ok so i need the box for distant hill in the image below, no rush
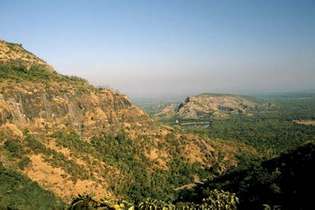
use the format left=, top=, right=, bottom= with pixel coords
left=131, top=96, right=184, bottom=116
left=155, top=93, right=259, bottom=120
left=0, top=40, right=256, bottom=207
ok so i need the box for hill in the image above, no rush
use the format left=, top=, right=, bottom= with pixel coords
left=155, top=93, right=258, bottom=121
left=0, top=40, right=256, bottom=207
left=0, top=165, right=65, bottom=209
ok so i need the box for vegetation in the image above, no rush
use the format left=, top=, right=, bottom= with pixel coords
left=23, top=133, right=90, bottom=181
left=175, top=93, right=315, bottom=157
left=1, top=41, right=314, bottom=209
left=0, top=63, right=91, bottom=92
left=68, top=190, right=238, bottom=210
left=0, top=165, right=64, bottom=210
left=177, top=142, right=315, bottom=210
left=52, top=131, right=212, bottom=201
left=0, top=63, right=56, bottom=81
left=205, top=115, right=315, bottom=157
left=3, top=139, right=26, bottom=158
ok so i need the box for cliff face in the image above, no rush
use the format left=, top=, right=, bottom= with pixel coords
left=0, top=79, right=149, bottom=138
left=0, top=40, right=150, bottom=139
left=0, top=40, right=255, bottom=203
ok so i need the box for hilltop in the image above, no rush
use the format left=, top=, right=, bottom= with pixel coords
left=0, top=40, right=53, bottom=70
left=155, top=93, right=258, bottom=120
left=0, top=40, right=256, bottom=208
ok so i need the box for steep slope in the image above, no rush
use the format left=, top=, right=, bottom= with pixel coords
left=0, top=40, right=256, bottom=205
left=0, top=165, right=65, bottom=209
left=156, top=93, right=258, bottom=120
left=0, top=40, right=53, bottom=71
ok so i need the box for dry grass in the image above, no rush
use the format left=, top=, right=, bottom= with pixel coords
left=23, top=154, right=112, bottom=202
left=293, top=120, right=315, bottom=126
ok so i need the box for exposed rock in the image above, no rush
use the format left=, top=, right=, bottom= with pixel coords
left=156, top=94, right=258, bottom=120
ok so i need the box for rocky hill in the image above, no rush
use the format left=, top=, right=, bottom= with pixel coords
left=0, top=40, right=53, bottom=70
left=156, top=93, right=258, bottom=120
left=0, top=40, right=256, bottom=208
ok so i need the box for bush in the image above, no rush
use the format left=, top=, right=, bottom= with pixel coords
left=18, top=157, right=31, bottom=170
left=3, top=139, right=25, bottom=158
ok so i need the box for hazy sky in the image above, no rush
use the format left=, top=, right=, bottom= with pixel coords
left=1, top=0, right=315, bottom=97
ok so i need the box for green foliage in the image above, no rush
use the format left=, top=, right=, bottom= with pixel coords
left=68, top=191, right=238, bottom=210
left=24, top=133, right=89, bottom=180
left=92, top=132, right=210, bottom=201
left=0, top=63, right=91, bottom=92
left=0, top=165, right=64, bottom=210
left=2, top=138, right=30, bottom=170
left=181, top=94, right=315, bottom=158
left=138, top=198, right=176, bottom=209
left=153, top=93, right=315, bottom=158
left=23, top=133, right=47, bottom=153
left=258, top=93, right=315, bottom=120
left=69, top=195, right=106, bottom=210
left=0, top=63, right=55, bottom=81
left=206, top=115, right=315, bottom=157
left=3, top=139, right=25, bottom=158
left=17, top=156, right=31, bottom=170
left=52, top=131, right=94, bottom=154
left=180, top=143, right=315, bottom=210
left=90, top=132, right=156, bottom=199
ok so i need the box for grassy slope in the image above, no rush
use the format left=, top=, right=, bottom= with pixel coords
left=0, top=165, right=65, bottom=210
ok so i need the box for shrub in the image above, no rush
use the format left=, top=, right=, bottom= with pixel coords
left=0, top=166, right=65, bottom=209
left=3, top=139, right=25, bottom=158
left=18, top=157, right=31, bottom=170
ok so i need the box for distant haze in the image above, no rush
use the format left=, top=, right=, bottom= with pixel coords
left=1, top=0, right=314, bottom=97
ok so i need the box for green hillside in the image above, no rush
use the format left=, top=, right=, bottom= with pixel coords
left=0, top=165, right=65, bottom=209
left=177, top=142, right=315, bottom=210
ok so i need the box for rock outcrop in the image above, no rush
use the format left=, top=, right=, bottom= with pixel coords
left=156, top=94, right=258, bottom=120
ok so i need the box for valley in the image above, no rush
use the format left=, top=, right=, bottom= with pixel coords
left=2, top=1, right=314, bottom=209
left=0, top=40, right=257, bottom=209
left=0, top=40, right=314, bottom=209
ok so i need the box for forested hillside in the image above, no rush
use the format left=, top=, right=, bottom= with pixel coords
left=177, top=142, right=315, bottom=210
left=0, top=40, right=256, bottom=209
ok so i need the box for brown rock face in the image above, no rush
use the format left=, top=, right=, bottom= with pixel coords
left=0, top=40, right=150, bottom=138
left=0, top=82, right=149, bottom=138
left=0, top=40, right=154, bottom=201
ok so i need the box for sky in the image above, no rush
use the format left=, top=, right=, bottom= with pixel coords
left=1, top=0, right=315, bottom=98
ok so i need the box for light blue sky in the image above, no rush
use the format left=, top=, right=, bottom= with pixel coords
left=1, top=0, right=315, bottom=97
